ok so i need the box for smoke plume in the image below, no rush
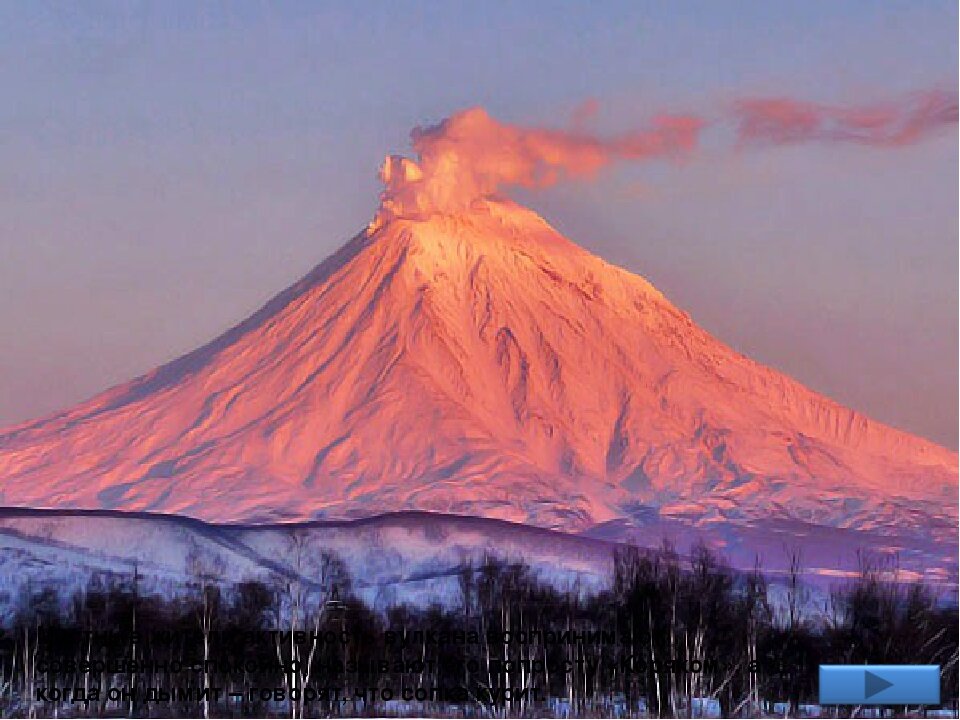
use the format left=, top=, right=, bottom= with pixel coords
left=734, top=89, right=958, bottom=147
left=373, top=89, right=956, bottom=226
left=374, top=106, right=702, bottom=225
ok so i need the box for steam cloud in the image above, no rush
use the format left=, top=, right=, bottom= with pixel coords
left=734, top=89, right=958, bottom=147
left=374, top=89, right=956, bottom=225
left=375, top=107, right=702, bottom=224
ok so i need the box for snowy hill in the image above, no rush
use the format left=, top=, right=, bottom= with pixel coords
left=1, top=508, right=952, bottom=621
left=0, top=509, right=616, bottom=615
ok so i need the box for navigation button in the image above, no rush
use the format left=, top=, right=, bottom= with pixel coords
left=820, top=665, right=940, bottom=705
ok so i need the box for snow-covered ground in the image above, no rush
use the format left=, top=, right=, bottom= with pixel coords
left=0, top=509, right=616, bottom=617
left=1, top=507, right=952, bottom=624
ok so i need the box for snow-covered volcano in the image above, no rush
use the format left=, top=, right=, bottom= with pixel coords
left=0, top=197, right=955, bottom=570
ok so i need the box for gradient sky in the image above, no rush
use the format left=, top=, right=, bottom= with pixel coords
left=1, top=1, right=957, bottom=448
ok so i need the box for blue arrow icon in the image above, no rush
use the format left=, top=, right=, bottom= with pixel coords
left=864, top=671, right=894, bottom=699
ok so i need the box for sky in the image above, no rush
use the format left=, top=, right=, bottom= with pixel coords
left=1, top=1, right=957, bottom=448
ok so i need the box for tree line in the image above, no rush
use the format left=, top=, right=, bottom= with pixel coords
left=0, top=542, right=956, bottom=718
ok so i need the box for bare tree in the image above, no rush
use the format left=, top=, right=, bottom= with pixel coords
left=186, top=541, right=225, bottom=719
left=277, top=529, right=349, bottom=719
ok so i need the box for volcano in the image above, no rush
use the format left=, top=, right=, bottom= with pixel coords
left=0, top=196, right=955, bottom=574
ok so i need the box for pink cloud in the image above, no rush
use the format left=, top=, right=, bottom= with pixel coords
left=734, top=89, right=958, bottom=147
left=374, top=88, right=956, bottom=223
left=376, top=106, right=702, bottom=222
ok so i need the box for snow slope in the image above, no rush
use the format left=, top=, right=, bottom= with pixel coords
left=0, top=509, right=616, bottom=614
left=0, top=198, right=955, bottom=575
left=1, top=509, right=951, bottom=623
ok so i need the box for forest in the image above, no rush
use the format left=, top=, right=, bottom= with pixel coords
left=0, top=542, right=956, bottom=718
